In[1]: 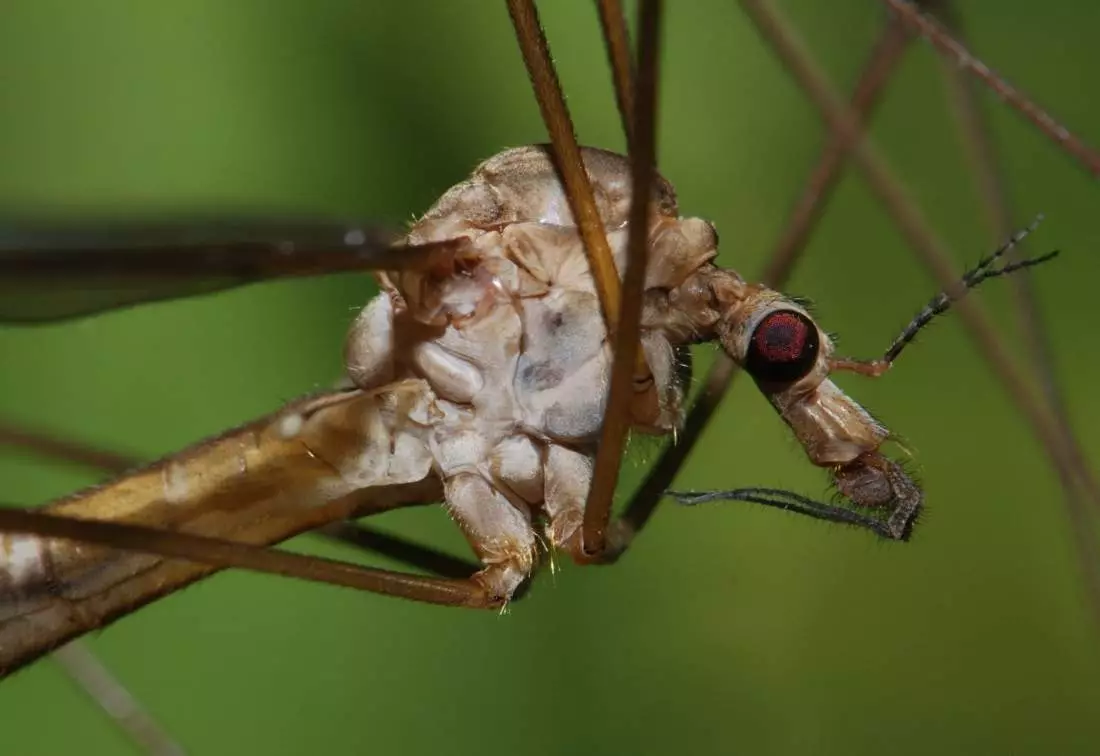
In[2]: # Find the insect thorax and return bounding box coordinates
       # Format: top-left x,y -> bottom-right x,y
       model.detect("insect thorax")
343,145 -> 736,591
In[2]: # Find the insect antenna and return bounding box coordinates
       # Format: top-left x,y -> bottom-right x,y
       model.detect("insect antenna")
667,485 -> 920,542
831,217 -> 1060,376
882,235 -> 1058,365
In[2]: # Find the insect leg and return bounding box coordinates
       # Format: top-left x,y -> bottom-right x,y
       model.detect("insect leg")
595,0 -> 636,150
583,0 -> 663,557
0,421 -> 139,475
882,0 -> 1100,179
317,523 -> 479,580
442,473 -> 539,604
931,0 -> 1100,626
505,0 -> 622,332
50,642 -> 186,756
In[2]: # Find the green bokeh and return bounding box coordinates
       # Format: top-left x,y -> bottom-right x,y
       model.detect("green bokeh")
1,2 -> 1098,754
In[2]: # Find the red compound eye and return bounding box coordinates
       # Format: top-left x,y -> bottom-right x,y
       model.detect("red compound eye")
744,309 -> 819,384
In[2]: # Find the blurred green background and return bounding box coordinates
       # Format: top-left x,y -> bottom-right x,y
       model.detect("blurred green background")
1,1 -> 1098,754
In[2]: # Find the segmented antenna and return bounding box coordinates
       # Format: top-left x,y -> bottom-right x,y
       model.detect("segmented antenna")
829,216 -> 1058,379
883,215 -> 1057,364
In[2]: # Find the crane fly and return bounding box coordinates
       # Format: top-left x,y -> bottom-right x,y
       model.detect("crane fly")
1,1 -> 1098,754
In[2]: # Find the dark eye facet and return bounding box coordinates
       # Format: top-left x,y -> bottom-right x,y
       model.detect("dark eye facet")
744,309 -> 819,384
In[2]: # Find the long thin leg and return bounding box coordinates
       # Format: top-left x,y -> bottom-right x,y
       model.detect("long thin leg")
317,522 -> 479,580
614,10 -> 915,549
0,422 -> 138,474
506,0 -> 656,556
505,0 -> 622,334
596,0 -> 636,149
0,506 -> 507,678
883,0 -> 1100,179
760,11 -> 912,284
0,507 -> 494,608
932,2 -> 1100,624
583,0 -> 663,556
51,643 -> 186,756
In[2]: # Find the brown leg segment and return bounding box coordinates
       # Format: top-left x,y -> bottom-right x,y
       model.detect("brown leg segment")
0,507 -> 497,613
595,0 -> 636,149
582,0 -> 664,557
505,0 -> 621,333
318,522 -> 480,580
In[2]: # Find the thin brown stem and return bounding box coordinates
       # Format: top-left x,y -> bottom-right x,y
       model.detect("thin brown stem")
596,0 -> 637,149
0,508 -> 490,608
762,12 -> 912,285
583,0 -> 663,555
0,422 -> 136,474
933,1 -> 1100,623
317,522 -> 480,579
506,0 -> 623,333
882,0 -> 1100,179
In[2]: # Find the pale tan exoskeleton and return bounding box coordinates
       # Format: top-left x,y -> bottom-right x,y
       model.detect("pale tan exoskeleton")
0,1 -> 1098,753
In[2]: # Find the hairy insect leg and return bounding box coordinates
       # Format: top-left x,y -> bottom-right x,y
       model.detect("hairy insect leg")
506,0 -> 662,558
595,0 -> 636,149
505,0 -> 622,332
442,473 -> 539,604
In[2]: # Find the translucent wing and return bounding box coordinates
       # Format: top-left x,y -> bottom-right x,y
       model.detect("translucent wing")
0,216 -> 460,323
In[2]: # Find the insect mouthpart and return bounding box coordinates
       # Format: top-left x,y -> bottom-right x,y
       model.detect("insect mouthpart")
833,451 -> 923,541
